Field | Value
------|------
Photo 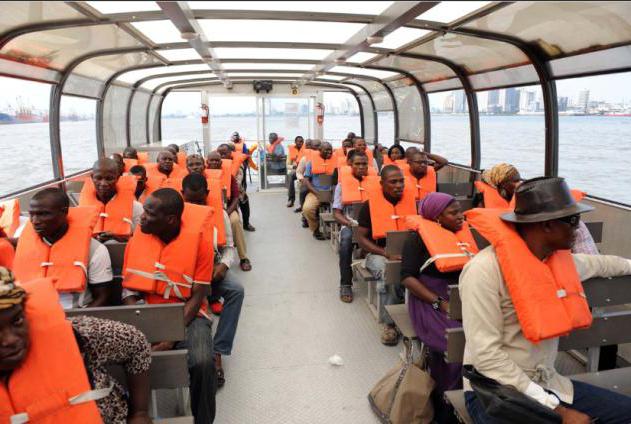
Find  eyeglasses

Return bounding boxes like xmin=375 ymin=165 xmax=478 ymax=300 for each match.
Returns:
xmin=557 ymin=214 xmax=580 ymax=228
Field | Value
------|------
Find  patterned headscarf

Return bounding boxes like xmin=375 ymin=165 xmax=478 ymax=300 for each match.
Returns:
xmin=418 ymin=192 xmax=456 ymax=221
xmin=0 ymin=267 xmax=25 ymax=310
xmin=481 ymin=163 xmax=519 ymax=189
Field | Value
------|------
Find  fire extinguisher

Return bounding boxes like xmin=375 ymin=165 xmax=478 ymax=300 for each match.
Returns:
xmin=201 ymin=104 xmax=209 ymax=125
xmin=316 ymin=102 xmax=324 ymax=126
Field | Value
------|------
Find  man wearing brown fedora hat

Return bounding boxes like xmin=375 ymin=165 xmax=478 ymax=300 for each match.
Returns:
xmin=460 ymin=177 xmax=631 ymax=423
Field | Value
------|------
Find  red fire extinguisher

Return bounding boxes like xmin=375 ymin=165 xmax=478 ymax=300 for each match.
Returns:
xmin=316 ymin=102 xmax=324 ymax=126
xmin=201 ymin=104 xmax=209 ymax=124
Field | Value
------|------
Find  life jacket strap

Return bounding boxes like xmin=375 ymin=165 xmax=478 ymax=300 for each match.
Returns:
xmin=122 ymin=217 xmax=133 ymax=225
xmin=40 ymin=261 xmax=88 ymax=277
xmin=99 ymin=212 xmax=108 ymax=218
xmin=419 ymin=253 xmax=471 ymax=273
xmin=10 ymin=384 xmax=113 ymax=424
xmin=127 ymin=265 xmax=210 ymax=301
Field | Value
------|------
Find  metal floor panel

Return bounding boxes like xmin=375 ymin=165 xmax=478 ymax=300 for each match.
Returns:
xmin=215 ymin=190 xmax=400 ymax=423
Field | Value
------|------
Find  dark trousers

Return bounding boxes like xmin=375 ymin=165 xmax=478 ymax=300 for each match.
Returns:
xmin=175 ymin=317 xmax=217 ymax=424
xmin=299 ymin=185 xmax=308 ymax=208
xmin=339 ymin=226 xmax=354 ymax=287
xmin=287 ymin=171 xmax=297 ymax=202
xmin=465 ymin=380 xmax=631 ymax=424
xmin=239 ymin=198 xmax=251 ymax=228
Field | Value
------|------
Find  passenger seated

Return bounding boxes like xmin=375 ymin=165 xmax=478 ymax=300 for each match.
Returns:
xmin=401 ymin=193 xmax=476 ymax=422
xmin=109 ymin=153 xmax=125 ymax=177
xmin=295 ymin=138 xmax=318 ymax=215
xmin=461 ymin=177 xmax=631 ymax=423
xmin=0 ymin=269 xmax=152 ymax=423
xmin=144 ymin=151 xmax=187 ymax=196
xmin=208 ymin=150 xmax=253 ymax=272
xmin=181 ymin=174 xmax=244 ymax=389
xmin=79 ymin=158 xmax=143 ymax=243
xmin=474 ymin=163 xmax=521 ymax=208
xmin=265 ymin=132 xmax=287 ymax=175
xmin=384 ymin=144 xmax=405 ymax=166
xmin=332 ymin=137 xmax=354 ymax=168
xmin=406 ymin=150 xmax=447 ymax=201
xmin=350 ymin=137 xmax=378 ymax=171
xmin=122 ymin=188 xmax=217 ymax=424
xmin=122 ymin=146 xmax=139 ymax=173
xmin=12 ymin=188 xmax=113 ymax=309
xmin=166 ymin=143 xmax=186 ymax=165
xmin=218 ymin=144 xmax=256 ymax=233
xmin=357 ymin=165 xmax=416 ymax=345
xmin=286 ymin=135 xmax=305 ymax=208
xmin=129 ymin=164 xmax=148 ymax=201
xmin=332 ymin=150 xmax=374 ymax=303
xmin=373 ymin=143 xmax=387 ymax=169
xmin=303 ymin=141 xmax=334 ymax=240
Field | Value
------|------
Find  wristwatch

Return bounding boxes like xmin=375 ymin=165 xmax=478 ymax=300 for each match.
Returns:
xmin=432 ymin=296 xmax=445 ymax=311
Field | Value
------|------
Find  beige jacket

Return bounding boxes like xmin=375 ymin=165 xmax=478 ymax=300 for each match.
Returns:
xmin=459 ymin=246 xmax=631 ymax=408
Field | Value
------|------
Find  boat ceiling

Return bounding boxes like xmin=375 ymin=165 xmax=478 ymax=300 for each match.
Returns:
xmin=0 ymin=1 xmax=630 ymax=96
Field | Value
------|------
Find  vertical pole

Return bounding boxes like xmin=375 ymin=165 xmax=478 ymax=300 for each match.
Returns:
xmin=315 ymin=91 xmax=324 ymax=141
xmin=49 ymin=84 xmax=65 ymax=184
xmin=201 ymin=90 xmax=211 ymax=154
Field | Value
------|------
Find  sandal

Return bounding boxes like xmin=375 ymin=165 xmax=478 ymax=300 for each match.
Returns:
xmin=215 ymin=354 xmax=225 ymax=388
xmin=340 ymin=285 xmax=353 ymax=303
xmin=240 ymin=258 xmax=252 ymax=272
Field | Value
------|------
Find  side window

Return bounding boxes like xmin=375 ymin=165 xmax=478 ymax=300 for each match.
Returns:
xmin=428 ymin=90 xmax=471 ymax=165
xmin=60 ymin=95 xmax=97 ymax=175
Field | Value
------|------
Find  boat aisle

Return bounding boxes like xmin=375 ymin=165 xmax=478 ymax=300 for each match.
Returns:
xmin=216 ymin=190 xmax=400 ymax=423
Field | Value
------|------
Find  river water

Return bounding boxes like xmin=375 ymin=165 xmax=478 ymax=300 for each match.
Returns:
xmin=1 ymin=115 xmax=630 ymax=204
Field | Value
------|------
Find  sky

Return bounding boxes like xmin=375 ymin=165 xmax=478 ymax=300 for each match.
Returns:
xmin=1 ymin=72 xmax=630 ymax=115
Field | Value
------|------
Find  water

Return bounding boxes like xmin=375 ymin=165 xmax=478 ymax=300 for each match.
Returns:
xmin=1 ymin=115 xmax=630 ymax=204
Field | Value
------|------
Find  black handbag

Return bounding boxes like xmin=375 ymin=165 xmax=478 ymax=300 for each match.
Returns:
xmin=463 ymin=365 xmax=562 ymax=424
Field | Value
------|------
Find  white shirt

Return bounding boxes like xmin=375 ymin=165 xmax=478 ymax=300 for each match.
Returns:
xmin=216 ymin=210 xmax=236 ymax=269
xmin=131 ymin=200 xmax=143 ymax=232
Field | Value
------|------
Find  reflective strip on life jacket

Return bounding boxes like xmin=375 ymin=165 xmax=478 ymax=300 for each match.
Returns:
xmin=310 ymin=154 xmax=335 ymax=175
xmin=405 ymin=166 xmax=437 ymax=201
xmin=366 ymin=183 xmax=417 ymax=240
xmin=465 ymin=207 xmax=592 ymax=343
xmin=79 ymin=179 xmax=136 ymax=236
xmin=13 ymin=207 xmax=98 ymax=292
xmin=405 ymin=215 xmax=479 ymax=273
xmin=0 ymin=278 xmax=104 ymax=424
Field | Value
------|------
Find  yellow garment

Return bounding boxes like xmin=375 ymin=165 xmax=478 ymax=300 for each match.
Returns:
xmin=481 ymin=163 xmax=518 ymax=189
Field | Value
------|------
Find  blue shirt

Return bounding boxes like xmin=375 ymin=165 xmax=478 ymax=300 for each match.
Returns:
xmin=304 ymin=162 xmax=331 ymax=191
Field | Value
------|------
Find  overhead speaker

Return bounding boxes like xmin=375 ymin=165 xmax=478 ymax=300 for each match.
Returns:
xmin=253 ymin=80 xmax=273 ymax=93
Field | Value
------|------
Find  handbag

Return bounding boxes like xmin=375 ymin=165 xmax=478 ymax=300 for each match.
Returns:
xmin=368 ymin=343 xmax=434 ymax=424
xmin=463 ymin=365 xmax=562 ymax=423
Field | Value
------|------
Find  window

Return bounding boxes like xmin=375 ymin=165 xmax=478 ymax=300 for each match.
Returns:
xmin=377 ymin=111 xmax=395 ymax=145
xmin=428 ymin=90 xmax=470 ymax=165
xmin=209 ymin=97 xmax=257 ymax=146
xmin=0 ymin=77 xmax=53 ymax=196
xmin=557 ymin=73 xmax=631 ymax=204
xmin=60 ymin=96 xmax=98 ymax=175
xmin=323 ymin=92 xmax=361 ymax=145
xmin=477 ymin=85 xmax=545 ymax=178
xmin=161 ymin=92 xmax=204 ymax=144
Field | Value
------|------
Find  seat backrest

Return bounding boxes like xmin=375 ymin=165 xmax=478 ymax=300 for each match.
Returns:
xmin=438 ymin=182 xmax=474 ymax=198
xmin=584 ymin=221 xmax=603 ymax=243
xmin=384 ymin=230 xmax=409 ymax=257
xmin=65 ymin=303 xmax=186 ymax=343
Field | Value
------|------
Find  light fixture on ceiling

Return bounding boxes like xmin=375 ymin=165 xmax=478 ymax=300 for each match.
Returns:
xmin=366 ymin=35 xmax=384 ymax=45
xmin=181 ymin=31 xmax=198 ymax=41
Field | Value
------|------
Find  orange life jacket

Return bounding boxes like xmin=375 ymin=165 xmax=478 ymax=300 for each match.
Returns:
xmin=404 ymin=215 xmax=479 ymax=273
xmin=145 ymin=163 xmax=187 ymax=180
xmin=405 ymin=166 xmax=437 ymax=201
xmin=123 ymin=203 xmax=214 ymax=302
xmin=207 ymin=161 xmax=233 ymax=199
xmin=137 ymin=152 xmax=149 ymax=165
xmin=204 ymin=178 xmax=227 ymax=247
xmin=0 ymin=199 xmax=21 ymax=237
xmin=230 ymin=153 xmax=247 ymax=176
xmin=339 ymin=167 xmax=379 ymax=205
xmin=289 ymin=145 xmax=306 ymax=163
xmin=382 ymin=156 xmax=394 ymax=166
xmin=474 ymin=181 xmax=510 ymax=209
xmin=0 ymin=278 xmax=105 ymax=424
xmin=366 ymin=184 xmax=417 ymax=240
xmin=465 ymin=208 xmax=593 ymax=343
xmin=143 ymin=165 xmax=184 ymax=197
xmin=0 ymin=238 xmax=15 ymax=268
xmin=13 ymin=207 xmax=98 ymax=292
xmin=233 ymin=141 xmax=245 ymax=154
xmin=79 ymin=179 xmax=136 ymax=236
xmin=123 ymin=158 xmax=138 ymax=173
xmin=310 ymin=154 xmax=335 ymax=176
xmin=176 ymin=152 xmax=186 ymax=166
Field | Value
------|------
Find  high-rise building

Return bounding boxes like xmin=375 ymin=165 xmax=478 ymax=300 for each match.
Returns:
xmin=558 ymin=96 xmax=568 ymax=112
xmin=487 ymin=90 xmax=500 ymax=113
xmin=519 ymin=89 xmax=535 ymax=112
xmin=454 ymin=90 xmax=467 ymax=113
xmin=443 ymin=93 xmax=454 ymax=113
xmin=578 ymin=89 xmax=590 ymax=113
xmin=500 ymin=88 xmax=520 ymax=113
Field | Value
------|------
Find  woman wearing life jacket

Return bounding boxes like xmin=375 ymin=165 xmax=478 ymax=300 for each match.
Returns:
xmin=0 ymin=268 xmax=152 ymax=424
xmin=382 ymin=144 xmax=405 ymax=167
xmin=461 ymin=177 xmax=631 ymax=424
xmin=473 ymin=162 xmax=521 ymax=208
xmin=401 ymin=192 xmax=478 ymax=423
xmin=286 ymin=135 xmax=305 ymax=208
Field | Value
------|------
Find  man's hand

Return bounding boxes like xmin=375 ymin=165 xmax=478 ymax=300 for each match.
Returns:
xmin=213 ymin=263 xmax=228 ymax=283
xmin=151 ymin=341 xmax=175 ymax=352
xmin=386 ymin=253 xmax=402 ymax=261
xmin=554 ymin=405 xmax=591 ymax=424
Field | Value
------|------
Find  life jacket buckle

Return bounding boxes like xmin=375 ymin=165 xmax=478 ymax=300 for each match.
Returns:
xmin=154 ymin=262 xmax=166 ymax=270
xmin=557 ymin=289 xmax=567 ymax=298
xmin=41 ymin=261 xmax=53 ymax=267
xmin=99 ymin=212 xmax=109 ymax=218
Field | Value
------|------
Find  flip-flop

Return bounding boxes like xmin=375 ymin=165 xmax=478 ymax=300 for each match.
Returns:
xmin=240 ymin=259 xmax=252 ymax=272
xmin=340 ymin=286 xmax=353 ymax=303
xmin=217 ymin=367 xmax=226 ymax=388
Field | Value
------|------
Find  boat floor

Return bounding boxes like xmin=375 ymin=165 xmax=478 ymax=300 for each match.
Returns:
xmin=156 ymin=188 xmax=627 ymax=422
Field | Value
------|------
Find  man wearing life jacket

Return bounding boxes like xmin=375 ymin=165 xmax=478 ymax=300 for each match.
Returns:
xmin=122 ymin=146 xmax=140 ymax=173
xmin=460 ymin=177 xmax=631 ymax=423
xmin=209 ymin=150 xmax=253 ymax=272
xmin=218 ymin=144 xmax=256 ymax=233
xmin=110 ymin=153 xmax=125 ymax=177
xmin=357 ymin=165 xmax=416 ymax=345
xmin=286 ymin=135 xmax=305 ymax=208
xmin=166 ymin=143 xmax=187 ymax=166
xmin=122 ymin=188 xmax=217 ymax=424
xmin=303 ymin=141 xmax=334 ymax=240
xmin=182 ymin=174 xmax=244 ymax=390
xmin=332 ymin=137 xmax=354 ymax=169
xmin=350 ymin=137 xmax=379 ymax=171
xmin=13 ymin=188 xmax=113 ymax=309
xmin=129 ymin=164 xmax=148 ymax=201
xmin=295 ymin=138 xmax=317 ymax=215
xmin=401 ymin=193 xmax=478 ymax=421
xmin=79 ymin=158 xmax=143 ymax=243
xmin=332 ymin=150 xmax=374 ymax=303
xmin=144 ymin=151 xmax=187 ymax=196
xmin=0 ymin=268 xmax=152 ymax=423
